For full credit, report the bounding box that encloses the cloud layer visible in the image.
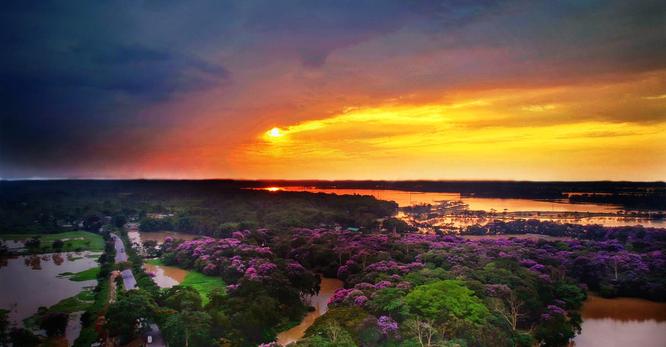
[1,0,665,179]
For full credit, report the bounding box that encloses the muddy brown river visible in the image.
[143,262,189,288]
[276,277,344,346]
[573,295,666,346]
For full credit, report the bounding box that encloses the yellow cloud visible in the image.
[234,72,666,180]
[521,104,558,112]
[642,94,666,100]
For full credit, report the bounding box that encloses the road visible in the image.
[109,232,165,346]
[111,233,135,290]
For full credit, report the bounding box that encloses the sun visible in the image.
[267,127,283,137]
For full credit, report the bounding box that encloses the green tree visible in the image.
[366,288,408,319]
[405,280,490,324]
[83,214,103,232]
[25,236,41,250]
[143,240,160,258]
[40,312,68,337]
[161,286,203,311]
[297,321,356,347]
[383,217,414,233]
[162,311,213,347]
[52,239,65,251]
[534,313,580,347]
[112,214,127,228]
[9,328,40,347]
[106,289,157,342]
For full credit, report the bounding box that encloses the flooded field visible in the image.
[461,233,571,241]
[276,277,344,346]
[573,295,666,346]
[127,227,194,288]
[0,252,98,325]
[268,187,461,207]
[143,261,188,288]
[65,311,84,346]
[262,187,619,211]
[259,187,665,228]
[128,229,199,246]
[410,213,666,229]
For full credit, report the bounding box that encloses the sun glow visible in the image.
[236,72,666,181]
[268,127,283,138]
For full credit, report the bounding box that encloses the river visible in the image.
[257,187,666,228]
[139,244,344,346]
[573,295,666,346]
[128,223,666,346]
[258,187,618,212]
[127,227,196,288]
[276,277,344,346]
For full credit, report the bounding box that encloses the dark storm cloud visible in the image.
[0,1,230,174]
[0,0,420,175]
[238,0,502,67]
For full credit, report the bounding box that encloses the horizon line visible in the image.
[1,177,665,184]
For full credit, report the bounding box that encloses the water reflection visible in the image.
[268,187,460,208]
[265,187,666,228]
[276,277,344,346]
[0,253,98,325]
[65,311,84,346]
[573,295,666,347]
[261,187,620,212]
[143,262,188,288]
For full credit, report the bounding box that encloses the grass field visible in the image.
[73,274,110,347]
[147,258,226,304]
[61,266,100,281]
[145,258,163,265]
[23,289,96,327]
[1,231,105,253]
[49,290,96,313]
[181,271,226,305]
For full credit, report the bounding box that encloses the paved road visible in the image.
[111,233,134,289]
[112,233,128,263]
[145,324,166,346]
[120,269,137,290]
[110,232,165,346]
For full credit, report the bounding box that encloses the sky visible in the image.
[1,0,665,180]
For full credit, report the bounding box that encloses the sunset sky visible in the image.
[1,1,665,180]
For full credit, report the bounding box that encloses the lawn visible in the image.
[73,276,110,347]
[181,271,227,305]
[23,289,96,328]
[147,258,226,304]
[0,231,105,253]
[145,258,163,266]
[49,290,96,312]
[60,266,100,281]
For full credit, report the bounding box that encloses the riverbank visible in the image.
[0,252,99,326]
[144,258,225,304]
[1,231,105,254]
[276,277,343,346]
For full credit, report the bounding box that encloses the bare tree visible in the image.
[324,321,344,342]
[405,317,437,347]
[491,291,525,331]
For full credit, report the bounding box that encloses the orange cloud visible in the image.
[231,71,666,180]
